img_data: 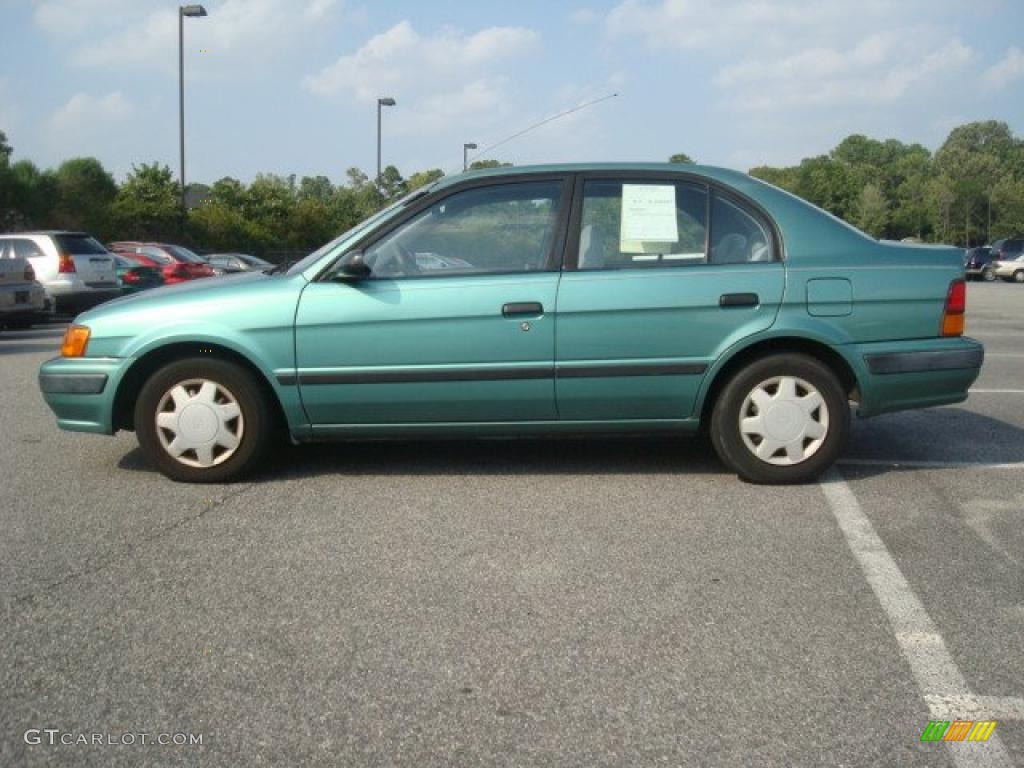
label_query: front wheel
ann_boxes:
[134,357,274,482]
[1014,270,1024,284]
[710,354,850,484]
[982,267,996,282]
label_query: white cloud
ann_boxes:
[983,47,1024,91]
[606,0,975,114]
[35,0,342,75]
[304,21,538,102]
[49,91,134,135]
[303,21,538,137]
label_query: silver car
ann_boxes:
[992,253,1024,283]
[0,231,120,313]
[0,255,47,329]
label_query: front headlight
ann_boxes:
[60,325,91,357]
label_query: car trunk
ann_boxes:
[54,234,118,287]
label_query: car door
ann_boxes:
[554,173,785,421]
[294,176,571,428]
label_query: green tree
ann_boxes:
[110,162,180,240]
[468,159,511,170]
[376,164,407,201]
[668,153,694,164]
[210,176,247,208]
[853,183,888,237]
[989,177,1024,240]
[0,129,11,165]
[51,157,117,237]
[407,168,444,191]
[298,175,334,203]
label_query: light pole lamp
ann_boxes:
[463,142,477,171]
[179,4,207,215]
[376,97,396,181]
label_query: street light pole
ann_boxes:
[178,4,207,216]
[376,97,396,181]
[463,142,477,171]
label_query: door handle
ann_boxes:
[502,302,544,317]
[719,293,759,308]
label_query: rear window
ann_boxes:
[165,245,205,263]
[54,234,109,255]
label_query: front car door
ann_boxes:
[294,176,571,430]
[555,172,785,421]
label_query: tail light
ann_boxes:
[941,279,966,337]
[58,253,76,273]
[122,271,141,284]
[24,263,35,281]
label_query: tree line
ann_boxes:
[1,121,1021,259]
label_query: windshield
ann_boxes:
[55,234,109,255]
[165,245,206,263]
[285,185,438,275]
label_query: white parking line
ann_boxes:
[819,470,1015,768]
[985,353,1024,358]
[925,694,1024,721]
[839,459,1024,470]
[971,389,1024,394]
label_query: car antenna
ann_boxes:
[461,91,619,170]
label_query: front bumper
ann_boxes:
[38,356,130,434]
[852,337,984,417]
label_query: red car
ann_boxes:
[108,241,215,284]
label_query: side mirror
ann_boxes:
[338,250,371,279]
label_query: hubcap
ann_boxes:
[738,376,829,466]
[155,379,244,468]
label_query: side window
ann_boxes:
[709,193,774,264]
[13,239,45,259]
[577,180,708,270]
[361,181,564,279]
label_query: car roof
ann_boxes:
[0,230,91,237]
[434,162,753,190]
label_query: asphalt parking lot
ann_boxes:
[1,283,1021,767]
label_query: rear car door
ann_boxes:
[294,176,571,428]
[554,173,785,421]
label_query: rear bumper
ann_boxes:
[38,356,130,434]
[54,290,122,314]
[852,337,984,417]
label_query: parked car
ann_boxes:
[964,246,996,281]
[0,231,120,314]
[204,252,273,275]
[38,163,983,484]
[0,255,47,329]
[112,254,165,293]
[991,253,1024,283]
[990,237,1024,262]
[108,242,215,283]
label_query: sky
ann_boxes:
[1,0,1023,184]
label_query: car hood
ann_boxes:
[77,271,269,320]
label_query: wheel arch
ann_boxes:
[112,341,288,433]
[698,335,861,428]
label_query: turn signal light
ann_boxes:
[941,279,966,337]
[61,325,91,357]
[58,253,76,273]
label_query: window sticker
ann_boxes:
[620,184,679,253]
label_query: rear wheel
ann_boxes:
[134,357,273,482]
[710,354,850,484]
[982,267,996,282]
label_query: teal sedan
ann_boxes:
[38,164,983,483]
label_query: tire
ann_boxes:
[1014,270,1024,284]
[134,357,274,482]
[710,354,850,484]
[982,267,996,282]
